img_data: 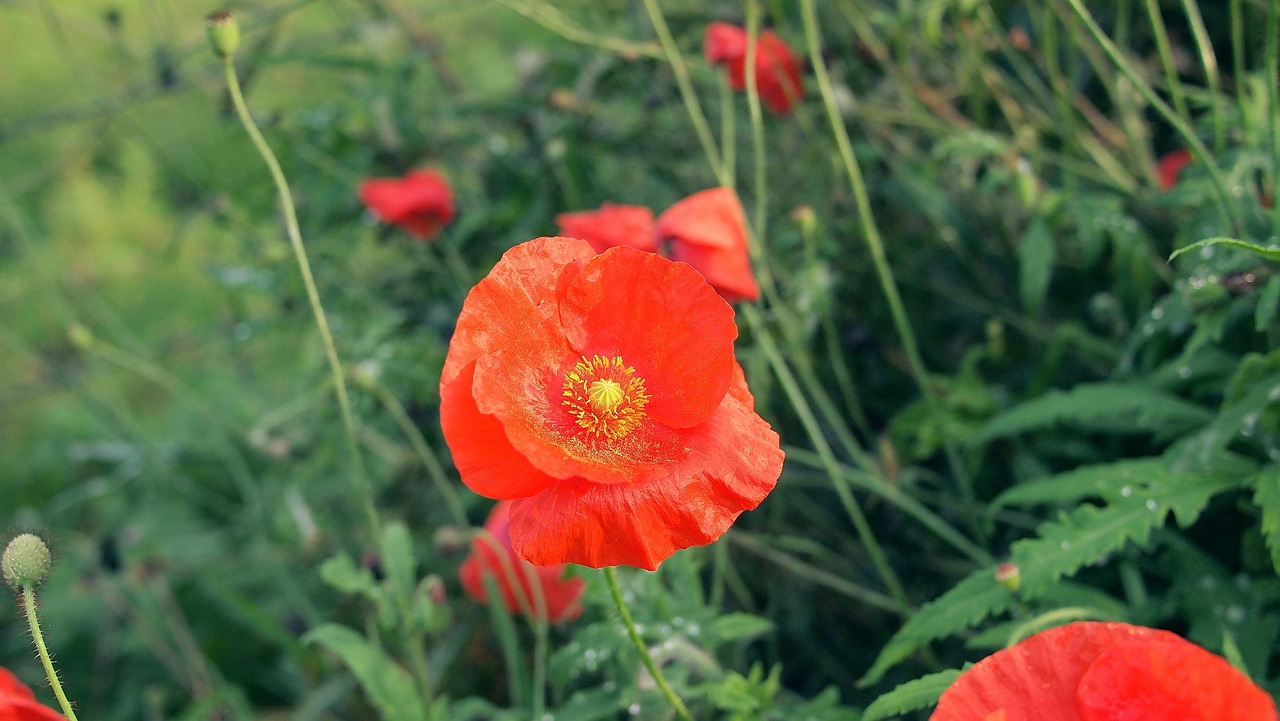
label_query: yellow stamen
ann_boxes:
[562,355,650,439]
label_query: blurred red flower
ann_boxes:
[0,667,64,721]
[657,187,760,302]
[1156,148,1191,191]
[704,22,804,115]
[555,203,658,253]
[440,237,782,570]
[358,169,455,241]
[459,501,586,622]
[931,621,1278,721]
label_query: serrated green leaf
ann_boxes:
[1250,466,1280,575]
[1169,236,1280,262]
[1166,371,1280,471]
[970,383,1212,446]
[708,613,774,645]
[303,623,427,721]
[859,469,1240,686]
[319,553,379,596]
[992,457,1168,509]
[1019,216,1055,313]
[863,668,963,720]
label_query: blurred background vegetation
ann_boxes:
[4,0,1280,719]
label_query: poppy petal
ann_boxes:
[441,236,594,388]
[558,246,738,428]
[931,622,1169,721]
[667,238,761,302]
[704,22,748,65]
[439,362,560,500]
[556,203,658,253]
[506,393,782,570]
[472,349,686,485]
[1078,638,1279,721]
[358,169,455,240]
[0,669,34,702]
[656,187,748,251]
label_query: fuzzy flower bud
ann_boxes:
[206,10,241,60]
[995,561,1021,593]
[3,534,52,590]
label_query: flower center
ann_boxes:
[562,355,650,439]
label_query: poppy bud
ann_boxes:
[206,10,240,60]
[995,561,1021,593]
[67,323,94,350]
[3,534,52,590]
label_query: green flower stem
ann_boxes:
[1142,0,1189,122]
[1061,0,1242,233]
[363,380,470,528]
[1230,0,1249,139]
[799,0,972,508]
[639,0,727,188]
[718,75,736,187]
[604,567,693,721]
[24,586,78,721]
[219,58,382,542]
[743,306,912,613]
[1267,0,1280,221]
[475,533,551,717]
[490,0,661,58]
[1177,0,1223,151]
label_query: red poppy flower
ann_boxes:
[1156,149,1192,191]
[704,22,804,115]
[358,169,456,241]
[556,203,658,254]
[931,621,1278,721]
[0,667,64,721]
[656,187,760,302]
[439,237,782,570]
[459,501,586,622]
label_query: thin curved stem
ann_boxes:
[604,567,693,721]
[24,587,79,721]
[1061,0,1242,233]
[640,0,727,187]
[220,58,382,541]
[799,0,972,507]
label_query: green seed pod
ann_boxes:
[3,534,52,590]
[206,10,241,60]
[995,561,1021,594]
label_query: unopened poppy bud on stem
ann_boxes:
[995,561,1021,593]
[206,10,240,60]
[3,534,52,590]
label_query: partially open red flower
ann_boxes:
[657,187,760,302]
[704,22,804,115]
[556,203,658,254]
[459,501,586,622]
[0,667,64,721]
[440,237,782,570]
[1156,149,1192,191]
[931,621,1278,721]
[358,169,456,241]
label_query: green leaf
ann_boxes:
[863,668,963,720]
[1018,216,1055,313]
[1169,236,1280,262]
[1257,276,1280,331]
[380,521,417,603]
[970,383,1213,446]
[303,623,427,721]
[859,469,1240,686]
[318,553,378,596]
[1251,465,1280,575]
[708,613,774,645]
[992,457,1169,509]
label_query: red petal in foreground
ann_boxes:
[0,667,64,721]
[507,393,782,570]
[556,203,658,253]
[657,188,760,302]
[358,169,456,241]
[931,622,1279,721]
[1078,637,1279,721]
[459,501,585,622]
